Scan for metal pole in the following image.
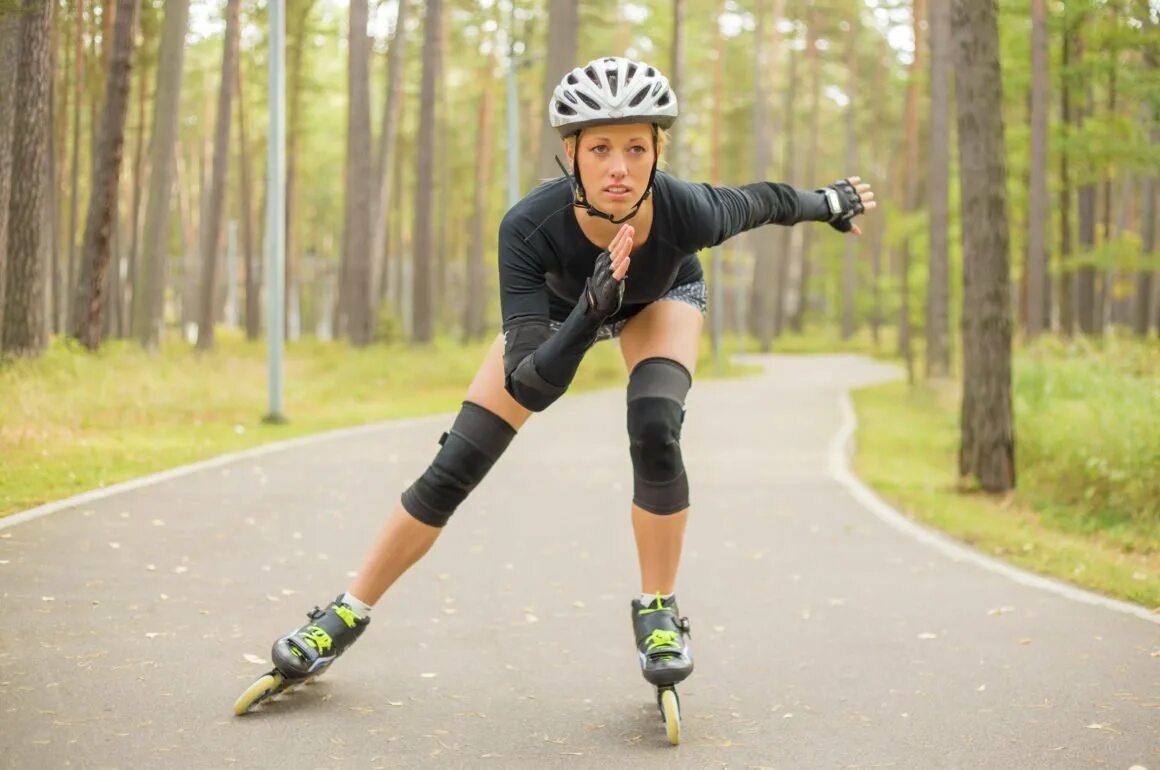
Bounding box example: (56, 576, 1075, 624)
(265, 0, 286, 423)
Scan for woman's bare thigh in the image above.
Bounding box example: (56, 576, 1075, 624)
(617, 300, 704, 375)
(463, 333, 534, 430)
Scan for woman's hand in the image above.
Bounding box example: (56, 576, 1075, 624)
(586, 224, 633, 317)
(825, 177, 876, 236)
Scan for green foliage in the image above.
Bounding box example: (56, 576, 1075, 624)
(852, 335, 1160, 608)
(1014, 335, 1160, 542)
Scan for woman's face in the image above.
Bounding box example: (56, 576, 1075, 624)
(566, 123, 657, 216)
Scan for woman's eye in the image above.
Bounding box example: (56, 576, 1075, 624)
(590, 145, 608, 154)
(630, 145, 646, 154)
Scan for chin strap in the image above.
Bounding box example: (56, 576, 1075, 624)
(556, 126, 659, 225)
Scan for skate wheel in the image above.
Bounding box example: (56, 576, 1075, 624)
(233, 672, 285, 716)
(659, 688, 681, 745)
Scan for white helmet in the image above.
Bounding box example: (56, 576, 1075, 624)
(549, 56, 678, 137)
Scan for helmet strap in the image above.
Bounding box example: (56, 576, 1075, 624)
(557, 126, 659, 225)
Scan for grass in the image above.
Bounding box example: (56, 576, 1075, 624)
(0, 329, 755, 518)
(851, 334, 1160, 610)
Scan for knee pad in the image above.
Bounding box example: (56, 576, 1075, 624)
(401, 401, 516, 527)
(626, 357, 693, 515)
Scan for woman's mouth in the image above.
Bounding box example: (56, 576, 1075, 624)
(603, 185, 632, 201)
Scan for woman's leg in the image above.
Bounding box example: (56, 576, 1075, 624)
(617, 300, 703, 596)
(347, 333, 532, 605)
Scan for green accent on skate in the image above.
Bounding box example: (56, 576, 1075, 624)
(334, 604, 359, 629)
(638, 593, 669, 615)
(646, 629, 680, 651)
(302, 625, 334, 652)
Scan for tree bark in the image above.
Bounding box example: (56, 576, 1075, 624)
(1074, 30, 1097, 335)
(235, 48, 258, 341)
(3, 1, 53, 356)
(927, 0, 951, 371)
(842, 17, 859, 342)
(1136, 126, 1157, 336)
(537, 0, 578, 180)
(411, 0, 441, 343)
(193, 0, 239, 350)
(668, 0, 685, 176)
(1058, 21, 1074, 335)
(773, 47, 798, 338)
(896, 0, 924, 382)
(125, 28, 150, 340)
(465, 55, 496, 342)
(0, 13, 20, 342)
(789, 14, 821, 334)
(371, 0, 407, 312)
(71, 0, 137, 350)
(1026, 0, 1049, 338)
(340, 0, 374, 345)
(952, 0, 1015, 493)
(749, 0, 784, 350)
(133, 0, 188, 348)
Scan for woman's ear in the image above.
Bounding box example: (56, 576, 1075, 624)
(563, 139, 575, 170)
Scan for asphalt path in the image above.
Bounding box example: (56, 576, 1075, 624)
(1, 354, 1156, 769)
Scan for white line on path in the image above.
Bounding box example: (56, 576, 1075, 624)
(829, 393, 1160, 626)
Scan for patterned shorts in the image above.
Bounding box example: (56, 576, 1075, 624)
(548, 279, 708, 342)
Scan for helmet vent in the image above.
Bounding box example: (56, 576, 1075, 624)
(584, 66, 600, 86)
(657, 93, 670, 107)
(577, 91, 601, 110)
(608, 72, 619, 96)
(627, 62, 638, 80)
(628, 86, 650, 107)
(566, 73, 578, 85)
(555, 101, 576, 116)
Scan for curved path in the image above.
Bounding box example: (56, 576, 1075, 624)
(1, 355, 1156, 769)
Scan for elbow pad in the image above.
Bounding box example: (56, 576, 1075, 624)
(503, 318, 565, 412)
(506, 354, 567, 412)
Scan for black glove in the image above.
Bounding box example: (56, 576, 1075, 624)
(584, 250, 625, 318)
(820, 178, 865, 233)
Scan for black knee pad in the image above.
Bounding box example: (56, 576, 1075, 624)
(626, 357, 693, 515)
(401, 401, 516, 527)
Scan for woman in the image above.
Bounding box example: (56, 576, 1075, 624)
(235, 56, 874, 716)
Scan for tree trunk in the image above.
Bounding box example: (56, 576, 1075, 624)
(371, 0, 407, 314)
(952, 0, 1015, 493)
(927, 0, 951, 371)
(66, 0, 86, 332)
(1058, 22, 1074, 335)
(1025, 0, 1050, 338)
(71, 0, 137, 350)
(537, 0, 578, 180)
(133, 0, 188, 348)
(896, 0, 924, 382)
(668, 0, 685, 176)
(773, 47, 798, 338)
(0, 13, 20, 342)
(193, 0, 238, 350)
(411, 0, 441, 343)
(235, 49, 258, 341)
(339, 0, 373, 345)
(1074, 30, 1097, 335)
(285, 1, 314, 339)
(125, 33, 150, 341)
(3, 1, 53, 356)
(465, 56, 496, 342)
(789, 15, 821, 334)
(749, 0, 784, 351)
(1136, 126, 1157, 336)
(841, 18, 859, 342)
